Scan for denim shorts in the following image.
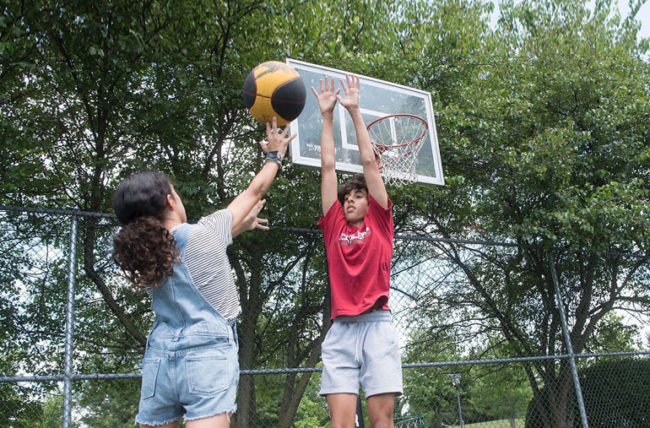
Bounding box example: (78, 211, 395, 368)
(135, 324, 239, 425)
(320, 310, 403, 397)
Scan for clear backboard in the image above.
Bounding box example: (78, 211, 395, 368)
(286, 58, 444, 186)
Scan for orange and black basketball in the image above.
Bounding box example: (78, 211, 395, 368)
(242, 61, 306, 126)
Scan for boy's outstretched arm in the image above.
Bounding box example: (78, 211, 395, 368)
(311, 77, 340, 215)
(338, 74, 389, 208)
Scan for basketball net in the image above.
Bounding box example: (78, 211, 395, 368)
(366, 114, 428, 186)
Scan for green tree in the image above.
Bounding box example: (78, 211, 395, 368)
(525, 357, 650, 428)
(2, 0, 648, 427)
(468, 341, 533, 428)
(291, 369, 329, 428)
(405, 1, 650, 426)
(1, 0, 358, 425)
(401, 329, 467, 427)
(77, 379, 139, 427)
(584, 312, 640, 354)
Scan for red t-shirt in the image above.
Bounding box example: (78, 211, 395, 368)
(318, 194, 393, 319)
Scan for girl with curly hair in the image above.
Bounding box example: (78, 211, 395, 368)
(112, 118, 294, 428)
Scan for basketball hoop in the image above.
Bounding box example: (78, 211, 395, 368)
(366, 113, 428, 185)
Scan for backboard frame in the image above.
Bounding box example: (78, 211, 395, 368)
(286, 58, 444, 186)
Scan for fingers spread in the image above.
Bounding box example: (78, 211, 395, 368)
(258, 140, 268, 152)
(339, 78, 347, 93)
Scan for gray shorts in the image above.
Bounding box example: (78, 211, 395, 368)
(319, 310, 403, 397)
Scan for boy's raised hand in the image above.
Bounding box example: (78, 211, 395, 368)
(337, 74, 360, 111)
(311, 76, 340, 115)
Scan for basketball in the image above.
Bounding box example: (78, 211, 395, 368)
(242, 61, 306, 126)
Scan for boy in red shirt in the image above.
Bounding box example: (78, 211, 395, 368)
(311, 75, 402, 428)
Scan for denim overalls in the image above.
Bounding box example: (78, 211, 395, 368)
(135, 223, 239, 425)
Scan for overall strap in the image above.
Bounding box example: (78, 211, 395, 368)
(148, 223, 231, 345)
(171, 223, 191, 261)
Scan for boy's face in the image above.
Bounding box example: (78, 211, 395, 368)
(343, 188, 369, 225)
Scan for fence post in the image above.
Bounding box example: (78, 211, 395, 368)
(548, 251, 589, 428)
(62, 213, 79, 428)
(450, 373, 464, 428)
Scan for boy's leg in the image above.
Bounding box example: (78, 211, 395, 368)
(359, 312, 402, 428)
(327, 393, 358, 428)
(367, 393, 396, 428)
(321, 319, 363, 427)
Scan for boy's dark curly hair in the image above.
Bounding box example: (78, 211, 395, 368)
(337, 174, 368, 205)
(111, 171, 179, 291)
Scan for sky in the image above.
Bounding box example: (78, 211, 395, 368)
(616, 0, 650, 40)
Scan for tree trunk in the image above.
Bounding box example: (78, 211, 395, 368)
(529, 367, 576, 428)
(233, 311, 259, 427)
(83, 217, 147, 349)
(277, 290, 331, 427)
(229, 244, 266, 427)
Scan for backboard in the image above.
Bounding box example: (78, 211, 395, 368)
(286, 58, 444, 186)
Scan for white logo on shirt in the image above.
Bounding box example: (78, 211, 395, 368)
(339, 227, 371, 247)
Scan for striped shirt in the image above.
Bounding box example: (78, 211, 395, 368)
(173, 209, 240, 323)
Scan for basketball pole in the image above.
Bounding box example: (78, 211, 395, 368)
(356, 393, 365, 428)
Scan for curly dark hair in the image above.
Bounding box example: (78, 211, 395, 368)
(111, 171, 179, 291)
(337, 174, 368, 205)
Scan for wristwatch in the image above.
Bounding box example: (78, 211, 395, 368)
(266, 151, 283, 169)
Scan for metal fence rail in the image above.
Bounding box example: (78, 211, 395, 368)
(1, 205, 648, 428)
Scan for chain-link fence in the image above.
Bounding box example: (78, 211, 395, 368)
(1, 205, 648, 428)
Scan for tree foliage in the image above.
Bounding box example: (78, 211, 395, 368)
(396, 0, 649, 426)
(1, 0, 648, 426)
(526, 357, 650, 428)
